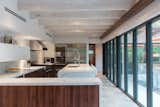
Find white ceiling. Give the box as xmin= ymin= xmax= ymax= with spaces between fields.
xmin=18 ymin=0 xmax=137 ymax=38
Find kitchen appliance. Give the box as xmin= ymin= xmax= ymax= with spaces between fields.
xmin=44 ymin=57 xmax=55 ymax=64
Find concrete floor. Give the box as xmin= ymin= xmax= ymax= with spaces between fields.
xmin=99 ymin=76 xmax=139 ymax=107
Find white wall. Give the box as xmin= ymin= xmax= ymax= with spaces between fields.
xmin=16 ymin=39 xmax=30 ymax=48
xmin=95 ymin=44 xmax=103 ymax=72
xmin=0 ymin=0 xmax=54 ymax=42
xmin=102 ymin=0 xmax=160 ymax=42
xmin=0 ymin=37 xmax=31 ymax=73
xmin=15 ymin=39 xmax=30 ymax=68
xmin=0 ymin=62 xmax=8 ymax=73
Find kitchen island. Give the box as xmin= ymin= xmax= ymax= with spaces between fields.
xmin=58 ymin=64 xmax=97 ymax=78
xmin=0 ymin=78 xmax=102 ymax=107
xmin=0 ymin=64 xmax=102 ymax=107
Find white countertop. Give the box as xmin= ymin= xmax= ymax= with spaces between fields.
xmin=0 ymin=78 xmax=102 ymax=86
xmin=60 ymin=64 xmax=94 ymax=72
xmin=0 ymin=66 xmax=46 ymax=78
xmin=58 ymin=64 xmax=97 ymax=78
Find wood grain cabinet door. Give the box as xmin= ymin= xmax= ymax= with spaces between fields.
xmin=0 ymin=86 xmax=99 ymax=107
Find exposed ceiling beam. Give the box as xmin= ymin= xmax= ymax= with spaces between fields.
xmin=31 ymin=16 xmax=120 ymax=20
xmin=18 ymin=0 xmax=134 ymax=11
xmin=51 ymin=33 xmax=102 ymax=37
xmin=39 ymin=19 xmax=116 ymax=25
xmin=52 ymin=32 xmax=104 ymax=36
xmin=100 ymin=0 xmax=154 ymax=39
xmin=45 ymin=25 xmax=110 ymax=29
xmin=30 ymin=10 xmax=125 ymax=19
xmin=47 ymin=29 xmax=108 ymax=32
xmin=36 ymin=17 xmax=119 ymax=20
xmin=43 ymin=23 xmax=112 ymax=27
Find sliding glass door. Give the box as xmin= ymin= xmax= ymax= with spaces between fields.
xmin=110 ymin=41 xmax=114 ymax=81
xmin=137 ymin=26 xmax=147 ymax=106
xmin=114 ymin=39 xmax=117 ymax=84
xmin=152 ymin=18 xmax=160 ymax=107
xmin=127 ymin=32 xmax=134 ymax=97
xmin=121 ymin=35 xmax=125 ymax=90
xmin=103 ymin=15 xmax=160 ymax=107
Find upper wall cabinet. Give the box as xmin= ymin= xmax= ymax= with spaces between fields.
xmin=0 ymin=43 xmax=30 ymax=62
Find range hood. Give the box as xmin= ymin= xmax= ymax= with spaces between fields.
xmin=37 ymin=41 xmax=48 ymax=51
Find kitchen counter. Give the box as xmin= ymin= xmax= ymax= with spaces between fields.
xmin=0 ymin=78 xmax=102 ymax=86
xmin=32 ymin=63 xmax=66 ymax=66
xmin=0 ymin=65 xmax=102 ymax=107
xmin=32 ymin=63 xmax=55 ymax=66
xmin=0 ymin=77 xmax=102 ymax=107
xmin=58 ymin=64 xmax=97 ymax=78
xmin=0 ymin=66 xmax=46 ymax=78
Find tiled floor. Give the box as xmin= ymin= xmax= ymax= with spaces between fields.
xmin=99 ymin=76 xmax=139 ymax=107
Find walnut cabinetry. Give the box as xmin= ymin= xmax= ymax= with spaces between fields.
xmin=0 ymin=86 xmax=99 ymax=107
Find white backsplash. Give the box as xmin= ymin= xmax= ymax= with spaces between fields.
xmin=0 ymin=61 xmax=27 ymax=74
xmin=0 ymin=62 xmax=10 ymax=73
xmin=0 ymin=63 xmax=6 ymax=73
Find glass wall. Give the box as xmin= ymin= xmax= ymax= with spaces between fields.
xmin=137 ymin=26 xmax=147 ymax=106
xmin=107 ymin=44 xmax=110 ymax=78
xmin=109 ymin=42 xmax=111 ymax=79
xmin=112 ymin=40 xmax=115 ymax=82
xmin=103 ymin=16 xmax=160 ymax=107
xmin=56 ymin=43 xmax=87 ymax=63
xmin=121 ymin=35 xmax=125 ymax=90
xmin=152 ymin=18 xmax=160 ymax=107
xmin=127 ymin=32 xmax=133 ymax=97
xmin=114 ymin=39 xmax=117 ymax=85
xmin=110 ymin=41 xmax=113 ymax=81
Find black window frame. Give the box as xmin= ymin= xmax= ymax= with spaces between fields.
xmin=103 ymin=14 xmax=160 ymax=107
